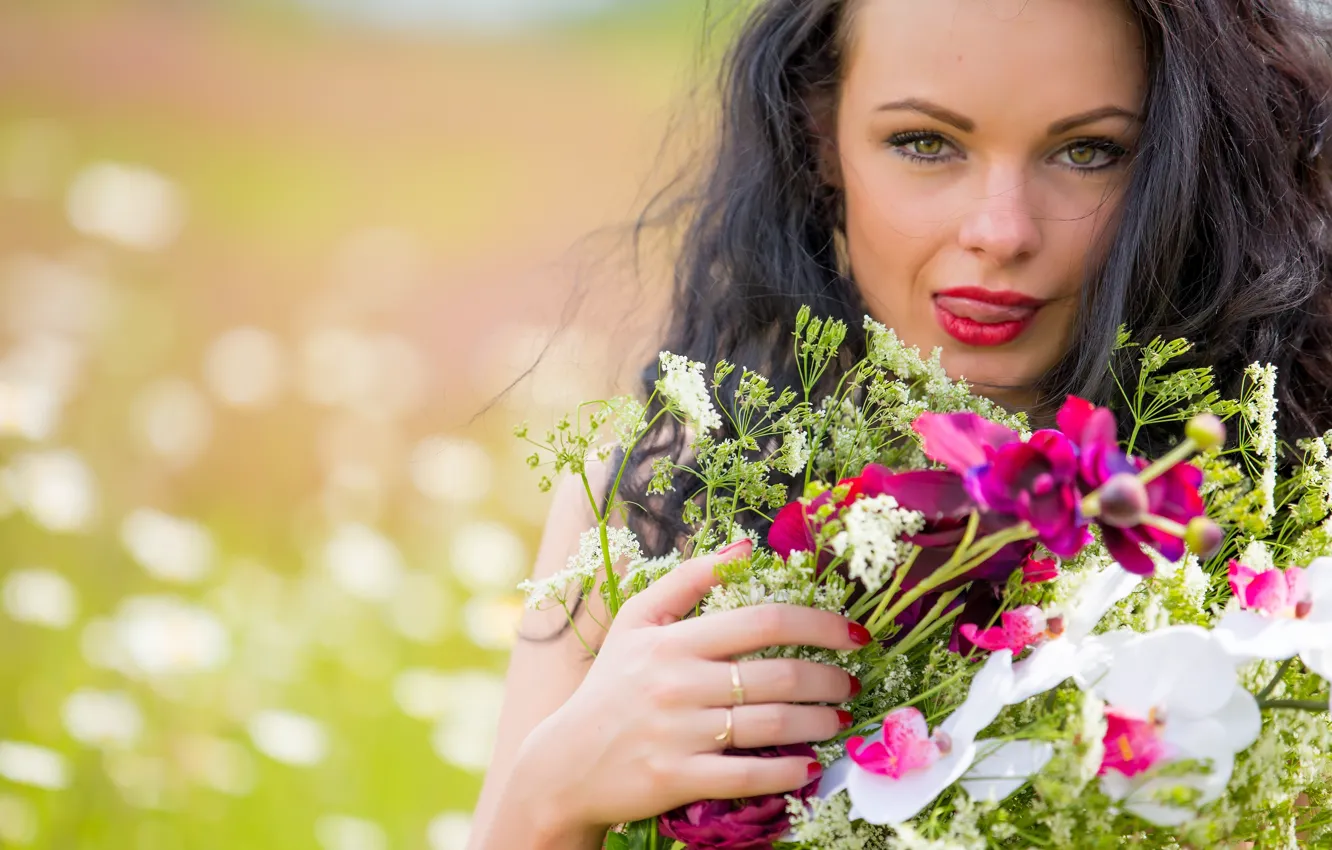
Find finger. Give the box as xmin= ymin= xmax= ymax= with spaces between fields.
xmin=681 ymin=752 xmax=823 ymax=801
xmin=695 ymin=658 xmax=858 ymax=707
xmin=668 ymin=603 xmax=870 ymax=659
xmin=703 ymin=704 xmax=851 ymax=750
xmin=616 ymin=538 xmax=753 ymax=627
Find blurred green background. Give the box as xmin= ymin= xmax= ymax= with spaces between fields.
xmin=0 ymin=1 xmax=720 ymax=846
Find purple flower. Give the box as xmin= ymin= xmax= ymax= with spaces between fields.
xmin=658 ymin=745 xmax=819 ymax=850
xmin=1056 ymin=397 xmax=1206 ymax=575
xmin=912 ymin=413 xmax=1092 ymax=559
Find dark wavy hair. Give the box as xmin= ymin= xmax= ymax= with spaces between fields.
xmin=526 ymin=0 xmax=1332 ymax=639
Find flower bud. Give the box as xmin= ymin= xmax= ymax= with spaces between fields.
xmin=1184 ymin=517 xmax=1224 ymax=559
xmin=932 ymin=729 xmax=953 ymax=755
xmin=1185 ymin=413 xmax=1226 ymax=451
xmin=1097 ymin=472 xmax=1150 ymax=528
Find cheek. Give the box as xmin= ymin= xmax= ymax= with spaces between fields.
xmin=839 ymin=163 xmax=956 ymax=298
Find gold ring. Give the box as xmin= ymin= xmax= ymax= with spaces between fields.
xmin=730 ymin=659 xmax=746 ymax=706
xmin=714 ymin=707 xmax=734 ymax=748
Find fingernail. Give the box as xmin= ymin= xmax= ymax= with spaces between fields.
xmin=848 ymin=622 xmax=872 ymax=646
xmin=806 ymin=761 xmax=823 ymax=781
xmin=848 ymin=674 xmax=862 ymax=699
xmin=716 ymin=538 xmax=752 ymax=557
xmin=836 ymin=709 xmax=854 ymax=730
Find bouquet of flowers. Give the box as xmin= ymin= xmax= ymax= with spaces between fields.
xmin=517 ymin=308 xmax=1332 ymax=848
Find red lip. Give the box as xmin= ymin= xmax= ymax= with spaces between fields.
xmin=932 ymin=287 xmax=1046 ymax=347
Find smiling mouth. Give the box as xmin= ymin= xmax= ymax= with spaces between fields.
xmin=932 ymin=288 xmax=1046 ymax=347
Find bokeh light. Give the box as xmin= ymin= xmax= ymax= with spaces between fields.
xmin=0 ymin=0 xmax=701 ymax=844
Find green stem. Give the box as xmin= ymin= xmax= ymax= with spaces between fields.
xmin=1258 ymin=698 xmax=1329 ymax=712
xmin=883 ymin=590 xmax=965 ymax=659
xmin=1256 ymin=658 xmax=1296 ymax=701
xmin=1137 ymin=437 xmax=1199 ymax=487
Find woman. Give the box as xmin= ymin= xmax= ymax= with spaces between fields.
xmin=469 ymin=0 xmax=1332 ymax=847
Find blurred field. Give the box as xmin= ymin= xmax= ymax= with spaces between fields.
xmin=0 ymin=2 xmax=717 ymax=847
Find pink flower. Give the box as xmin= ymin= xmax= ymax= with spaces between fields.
xmin=1021 ymin=555 xmax=1060 ymax=584
xmin=912 ymin=413 xmax=1091 ymax=559
xmin=958 ymin=605 xmax=1050 ymax=655
xmin=1098 ymin=706 xmax=1173 ymax=778
xmin=768 ymin=479 xmax=863 ymax=567
xmin=658 ymin=744 xmax=819 ymax=850
xmin=846 ymin=708 xmax=951 ymax=780
xmin=1229 ymin=561 xmax=1311 ymax=618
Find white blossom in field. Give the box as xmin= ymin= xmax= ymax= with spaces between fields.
xmin=107 ymin=596 xmax=230 ymax=677
xmin=427 ymin=812 xmax=471 ymax=850
xmin=656 ymin=352 xmax=721 ymax=432
xmin=830 ymin=494 xmax=925 ymax=593
xmin=7 ymin=448 xmax=97 ymax=532
xmin=61 ymin=690 xmax=143 ymax=749
xmin=120 ymin=508 xmax=215 ymax=584
xmin=203 ymin=326 xmax=287 ymax=409
xmin=0 ymin=742 xmax=68 ymax=790
xmin=3 ymin=568 xmax=77 ymax=629
xmin=775 ymin=427 xmax=810 ymax=476
xmin=315 ymin=814 xmax=387 ymax=850
xmin=66 ymin=161 xmax=185 ymax=251
xmin=1245 ymin=362 xmax=1279 ymax=525
xmin=323 ymin=522 xmax=405 ymax=601
xmin=247 ymin=710 xmax=328 ymax=767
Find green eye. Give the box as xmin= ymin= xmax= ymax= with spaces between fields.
xmin=1067 ymin=144 xmax=1097 ymax=166
xmin=910 ymin=137 xmax=944 ymax=156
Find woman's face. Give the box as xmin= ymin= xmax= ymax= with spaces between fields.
xmin=834 ymin=0 xmax=1146 ymax=408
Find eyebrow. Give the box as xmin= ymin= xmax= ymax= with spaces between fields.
xmin=874 ymin=98 xmax=1142 ymax=136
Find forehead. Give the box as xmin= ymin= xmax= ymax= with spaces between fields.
xmin=842 ymin=0 xmax=1146 ymax=120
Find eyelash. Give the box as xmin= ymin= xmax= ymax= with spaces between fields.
xmin=886 ymin=131 xmax=1129 ymax=173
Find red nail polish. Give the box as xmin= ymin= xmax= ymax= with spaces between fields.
xmin=848 ymin=622 xmax=872 ymax=646
xmin=806 ymin=761 xmax=823 ymax=781
xmin=836 ymin=709 xmax=854 ymax=730
xmin=716 ymin=538 xmax=752 ymax=557
xmin=848 ymin=674 xmax=862 ymax=699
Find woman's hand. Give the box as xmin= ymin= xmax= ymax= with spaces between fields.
xmin=512 ymin=538 xmax=869 ymax=839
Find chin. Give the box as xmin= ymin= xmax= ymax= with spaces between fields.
xmin=936 ymin=347 xmax=1044 ymax=407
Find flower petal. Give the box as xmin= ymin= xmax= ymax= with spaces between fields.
xmin=768 ymin=500 xmax=815 ymax=558
xmin=1064 ymin=565 xmax=1143 ymax=640
xmin=959 ymin=739 xmax=1054 ymax=803
xmin=846 ymin=743 xmax=977 ymax=825
xmin=1212 ymin=611 xmax=1311 ymax=661
xmin=1102 ymin=528 xmax=1157 ymax=576
xmin=1010 ymin=639 xmax=1083 ymax=703
xmin=912 ymin=412 xmax=1016 ymax=474
xmin=944 ymin=649 xmax=1013 ymax=743
xmin=1097 ymin=627 xmax=1236 ymax=719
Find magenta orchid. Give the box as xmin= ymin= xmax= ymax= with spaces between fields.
xmin=913 ymin=413 xmax=1091 ymax=559
xmin=1229 ymin=560 xmax=1311 ymax=617
xmin=1214 ymin=557 xmax=1332 ymax=677
xmin=1098 ymin=707 xmax=1173 ymax=778
xmin=846 ymin=708 xmax=952 ymax=779
xmin=958 ymin=605 xmax=1051 ymax=656
xmin=1056 ymin=397 xmax=1207 ymax=575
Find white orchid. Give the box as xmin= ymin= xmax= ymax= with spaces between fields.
xmin=1213 ymin=557 xmax=1332 ymax=677
xmin=958 ymin=739 xmax=1056 ymax=804
xmin=1088 ymin=626 xmax=1262 ymax=826
xmin=816 ymin=650 xmax=1023 ymax=824
xmin=1006 ymin=564 xmax=1143 ymax=703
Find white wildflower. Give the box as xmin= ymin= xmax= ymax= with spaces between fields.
xmin=830 ymin=494 xmax=925 ymax=593
xmin=656 ymin=352 xmax=721 ymax=432
xmin=1239 ymin=540 xmax=1275 ymax=574
xmin=516 ymin=526 xmax=642 ymax=610
xmin=1244 ymin=362 xmax=1279 ymax=525
xmin=775 ymin=427 xmax=810 ymax=476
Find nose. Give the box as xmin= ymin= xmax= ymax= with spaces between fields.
xmin=956 ymin=169 xmax=1042 ymax=264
